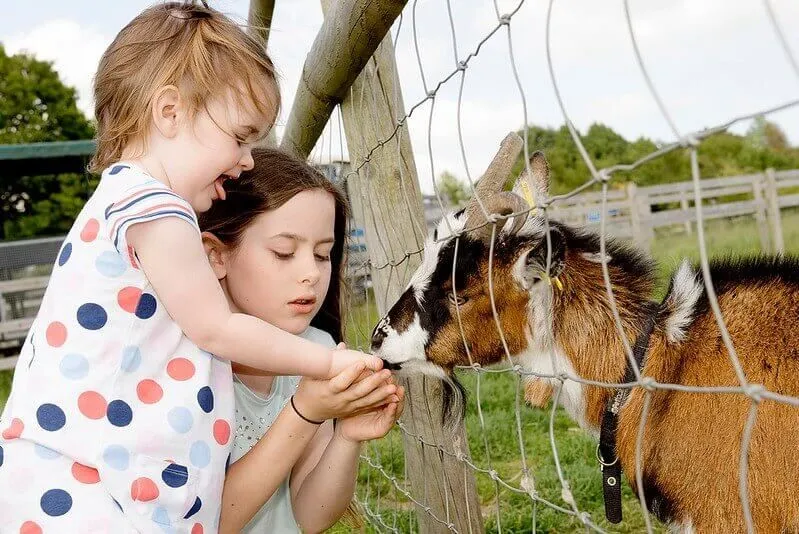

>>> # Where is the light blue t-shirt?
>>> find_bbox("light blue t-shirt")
[230,326,335,533]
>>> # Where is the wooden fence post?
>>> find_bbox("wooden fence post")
[764,168,785,254]
[752,175,772,253]
[321,3,484,532]
[627,183,653,250]
[679,189,692,235]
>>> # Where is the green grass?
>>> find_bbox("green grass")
[2,210,798,533]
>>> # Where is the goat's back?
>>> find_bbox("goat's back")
[617,256,799,533]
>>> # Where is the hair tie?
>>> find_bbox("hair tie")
[290,395,324,425]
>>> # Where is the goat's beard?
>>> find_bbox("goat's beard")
[385,359,467,430]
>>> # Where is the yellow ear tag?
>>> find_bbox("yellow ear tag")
[552,276,564,291]
[519,179,536,210]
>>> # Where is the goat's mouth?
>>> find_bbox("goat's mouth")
[380,358,466,428]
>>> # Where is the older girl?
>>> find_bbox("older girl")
[200,148,404,533]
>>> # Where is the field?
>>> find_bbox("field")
[2,210,798,533]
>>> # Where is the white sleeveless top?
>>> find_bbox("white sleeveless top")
[230,326,335,533]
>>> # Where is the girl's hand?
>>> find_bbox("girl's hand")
[293,362,399,423]
[335,385,405,443]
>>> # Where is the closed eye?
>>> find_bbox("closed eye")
[447,292,467,306]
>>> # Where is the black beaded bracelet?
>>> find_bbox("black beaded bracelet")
[290,395,324,425]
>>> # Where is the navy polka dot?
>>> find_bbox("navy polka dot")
[41,488,73,516]
[135,293,157,319]
[109,165,129,175]
[37,403,66,431]
[77,303,108,330]
[107,400,133,427]
[197,386,214,413]
[0,444,4,467]
[58,243,72,266]
[184,496,202,519]
[162,463,189,488]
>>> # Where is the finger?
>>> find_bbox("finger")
[352,383,398,410]
[347,370,393,400]
[329,361,367,393]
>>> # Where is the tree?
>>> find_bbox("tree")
[0,45,96,239]
[437,170,471,206]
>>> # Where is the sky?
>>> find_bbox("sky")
[2,0,799,194]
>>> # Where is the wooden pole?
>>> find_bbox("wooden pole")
[247,0,278,147]
[752,175,771,253]
[320,2,484,532]
[764,168,785,254]
[281,0,408,159]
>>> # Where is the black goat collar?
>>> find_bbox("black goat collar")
[598,306,658,524]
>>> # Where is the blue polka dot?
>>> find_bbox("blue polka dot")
[59,353,89,380]
[135,293,157,319]
[95,250,127,278]
[197,387,214,413]
[107,400,133,427]
[34,444,61,460]
[77,303,107,330]
[167,407,193,434]
[58,242,72,266]
[103,445,130,470]
[37,403,66,431]
[0,444,4,467]
[189,441,210,468]
[120,346,142,373]
[41,488,72,516]
[184,496,202,519]
[151,504,171,526]
[162,463,189,488]
[109,165,129,175]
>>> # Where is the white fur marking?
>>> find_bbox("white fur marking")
[408,212,466,303]
[665,261,702,343]
[374,313,429,364]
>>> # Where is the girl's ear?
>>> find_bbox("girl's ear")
[202,232,229,280]
[151,85,183,139]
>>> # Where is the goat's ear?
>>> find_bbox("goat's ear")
[520,227,566,288]
[513,151,550,209]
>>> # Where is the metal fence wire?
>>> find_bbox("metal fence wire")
[314,0,799,533]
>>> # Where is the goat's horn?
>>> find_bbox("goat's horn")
[464,132,524,228]
[471,191,529,242]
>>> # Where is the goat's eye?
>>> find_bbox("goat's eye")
[447,292,467,306]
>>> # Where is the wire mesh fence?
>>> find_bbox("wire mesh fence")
[316,0,799,532]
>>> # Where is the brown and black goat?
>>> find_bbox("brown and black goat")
[370,133,799,533]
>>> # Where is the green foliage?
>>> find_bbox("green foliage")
[0,44,96,239]
[507,122,799,195]
[437,170,471,206]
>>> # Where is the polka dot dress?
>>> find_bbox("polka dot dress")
[0,164,233,533]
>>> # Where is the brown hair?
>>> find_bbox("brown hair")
[198,148,350,343]
[90,1,280,173]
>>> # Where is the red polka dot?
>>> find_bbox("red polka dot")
[46,322,67,347]
[167,358,195,381]
[2,418,23,440]
[117,287,142,313]
[213,419,230,445]
[19,521,42,534]
[130,477,159,502]
[191,523,204,534]
[71,462,101,484]
[136,379,163,404]
[80,218,100,242]
[78,391,107,420]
